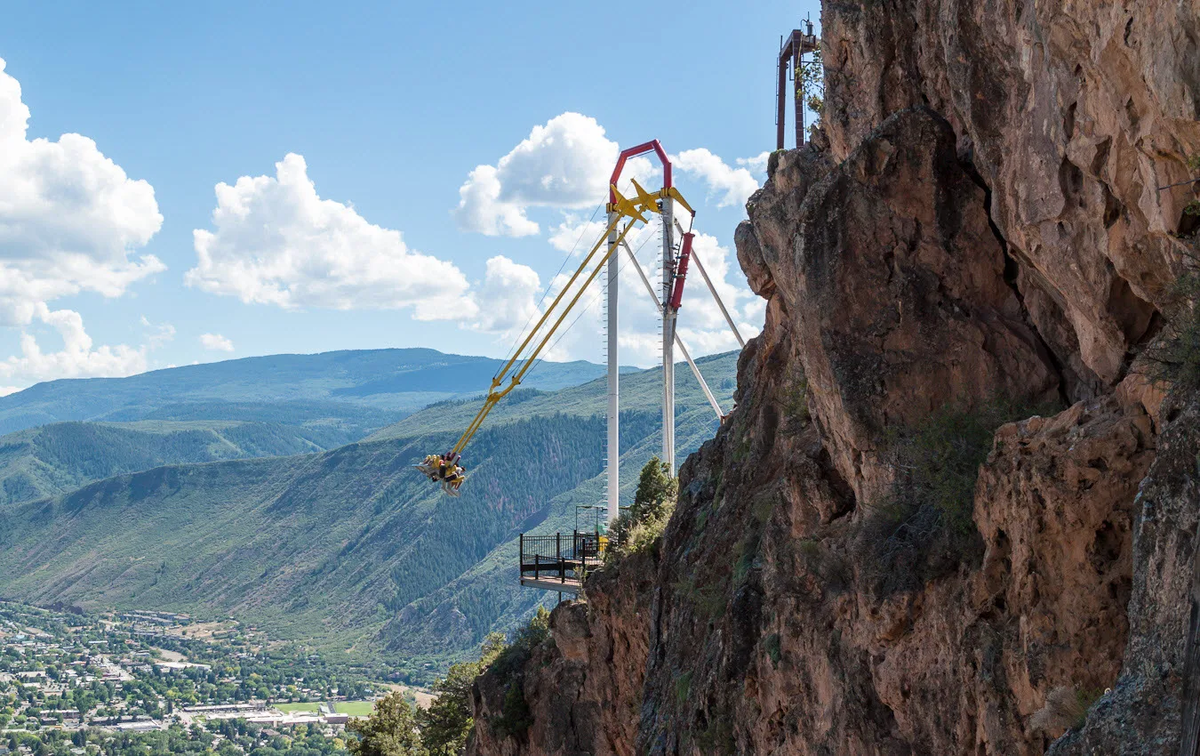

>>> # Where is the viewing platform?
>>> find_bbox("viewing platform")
[519,531,605,595]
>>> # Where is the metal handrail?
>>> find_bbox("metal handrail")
[519,531,604,584]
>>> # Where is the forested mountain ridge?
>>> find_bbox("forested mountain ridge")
[0,420,341,508]
[369,351,737,440]
[0,351,737,670]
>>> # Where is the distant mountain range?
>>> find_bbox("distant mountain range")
[0,348,738,671]
[0,348,623,437]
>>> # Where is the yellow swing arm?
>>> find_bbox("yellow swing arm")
[448,213,642,458]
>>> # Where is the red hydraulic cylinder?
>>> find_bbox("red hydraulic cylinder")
[668,233,695,310]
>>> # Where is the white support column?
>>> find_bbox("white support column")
[661,199,675,476]
[606,211,620,526]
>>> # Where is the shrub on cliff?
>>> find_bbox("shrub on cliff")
[427,612,550,748]
[857,398,1054,596]
[488,606,550,683]
[779,370,811,435]
[1143,249,1200,393]
[890,402,1019,534]
[1029,685,1103,738]
[418,633,504,756]
[607,457,677,561]
[484,607,550,741]
[797,40,824,141]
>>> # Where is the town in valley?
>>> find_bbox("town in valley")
[0,601,418,756]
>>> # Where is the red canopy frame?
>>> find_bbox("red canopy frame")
[608,140,672,203]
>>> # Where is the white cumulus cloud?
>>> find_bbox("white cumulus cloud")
[447,113,767,365]
[547,213,661,258]
[464,255,544,337]
[140,316,176,350]
[454,165,542,238]
[455,112,655,237]
[737,151,771,177]
[457,252,615,363]
[672,148,761,209]
[0,57,167,390]
[187,153,475,321]
[0,57,165,326]
[0,304,148,385]
[547,215,610,256]
[199,333,234,352]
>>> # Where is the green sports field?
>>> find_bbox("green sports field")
[335,701,375,717]
[275,702,321,713]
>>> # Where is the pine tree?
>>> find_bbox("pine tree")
[345,691,423,756]
[631,456,676,523]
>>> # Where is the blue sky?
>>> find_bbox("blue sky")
[0,0,820,392]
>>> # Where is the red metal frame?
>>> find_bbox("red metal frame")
[668,233,694,310]
[609,140,672,203]
[777,25,819,150]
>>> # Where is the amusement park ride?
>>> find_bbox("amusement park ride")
[414,142,744,593]
[417,20,820,595]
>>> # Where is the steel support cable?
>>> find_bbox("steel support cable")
[537,210,700,393]
[492,204,603,380]
[507,210,620,376]
[511,219,642,382]
[450,216,642,456]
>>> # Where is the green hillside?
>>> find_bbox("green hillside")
[0,352,737,666]
[0,420,342,508]
[0,348,613,436]
[0,415,612,649]
[369,351,738,440]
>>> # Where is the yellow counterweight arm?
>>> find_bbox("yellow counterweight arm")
[448,215,641,457]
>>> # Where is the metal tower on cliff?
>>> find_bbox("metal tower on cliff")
[777,20,820,150]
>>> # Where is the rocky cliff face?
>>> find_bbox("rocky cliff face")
[468,0,1200,753]
[467,555,657,756]
[822,0,1198,392]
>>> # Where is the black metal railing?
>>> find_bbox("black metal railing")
[519,531,604,584]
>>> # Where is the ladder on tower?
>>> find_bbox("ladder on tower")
[776,20,820,150]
